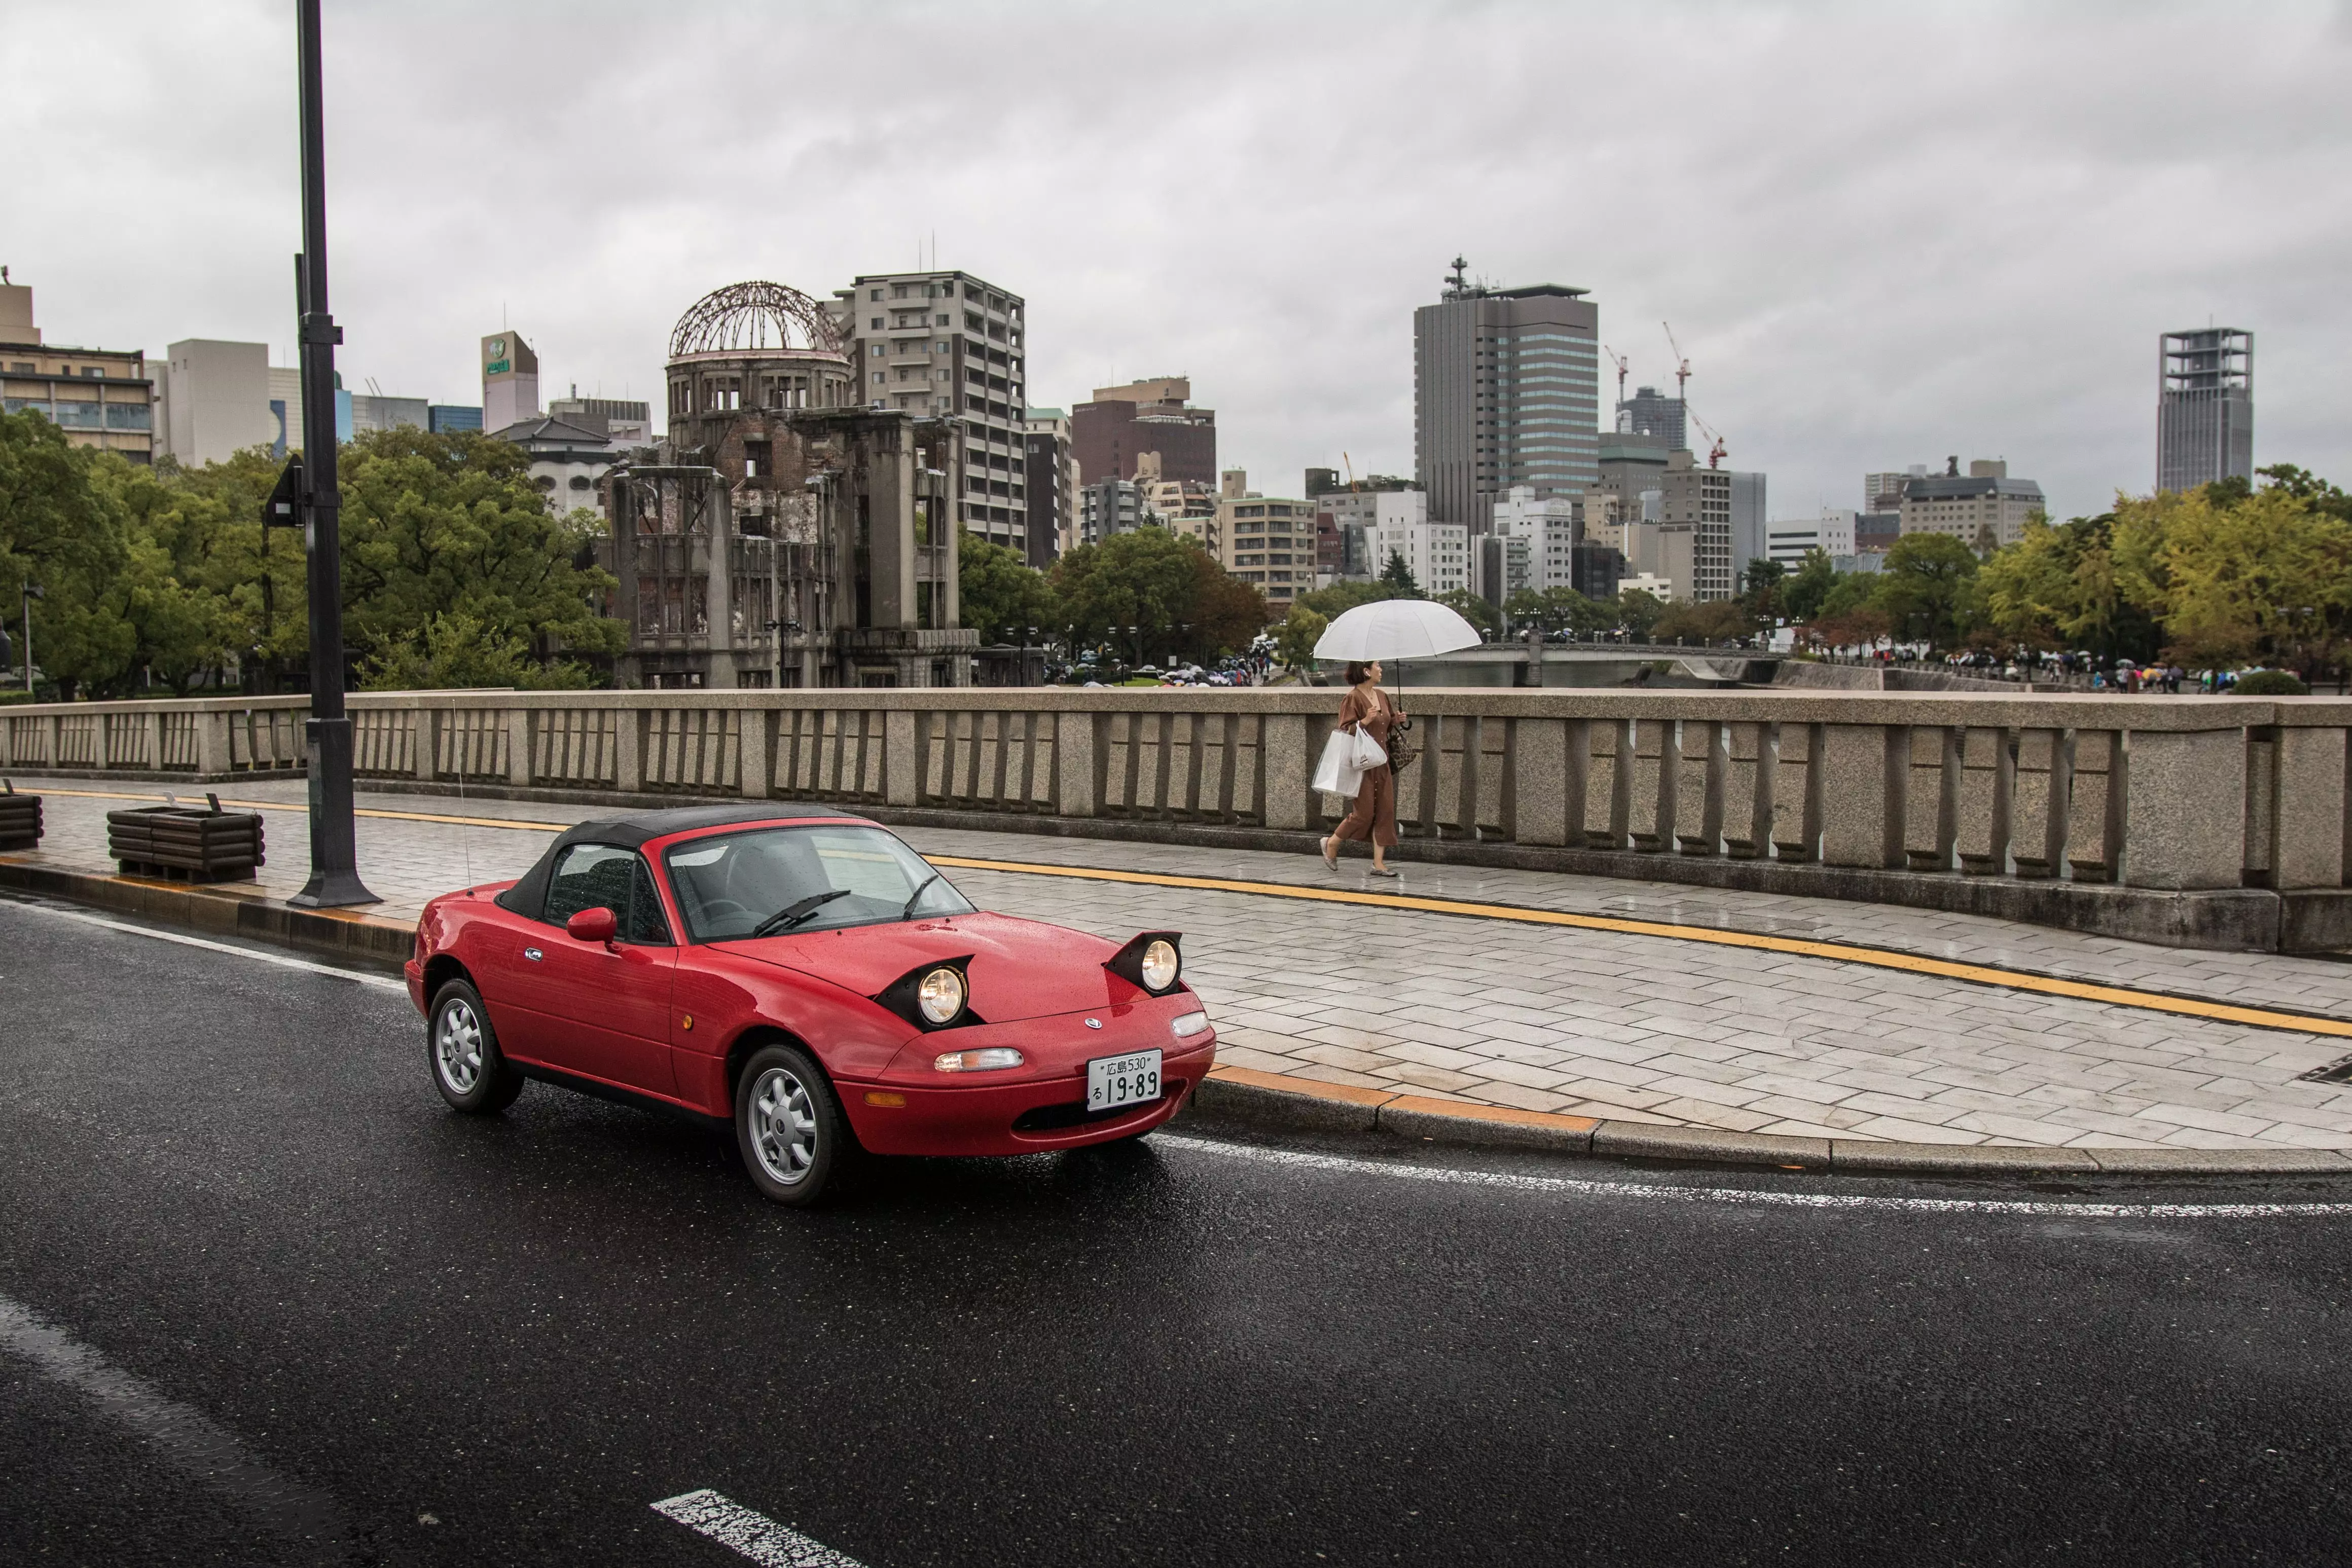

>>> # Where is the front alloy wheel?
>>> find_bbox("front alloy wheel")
[733,1043,853,1206]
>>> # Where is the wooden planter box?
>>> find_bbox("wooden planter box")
[0,784,39,851]
[106,799,265,882]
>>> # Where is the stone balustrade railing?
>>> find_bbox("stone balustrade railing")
[5,688,2346,952]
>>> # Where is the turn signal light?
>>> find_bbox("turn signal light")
[934,1047,1025,1073]
[863,1090,908,1108]
[1171,1010,1210,1039]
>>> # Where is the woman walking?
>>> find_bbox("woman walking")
[1320,660,1405,877]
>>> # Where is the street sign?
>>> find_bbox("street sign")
[264,456,305,529]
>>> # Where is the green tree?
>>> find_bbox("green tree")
[1654,599,1753,643]
[1779,549,1841,623]
[1614,587,1666,640]
[1275,604,1327,672]
[1379,549,1419,596]
[0,412,137,698]
[361,611,596,690]
[2115,483,2352,675]
[1440,587,1500,640]
[1975,512,2157,659]
[1739,557,1787,621]
[1294,577,1401,619]
[1874,532,1982,648]
[1180,548,1271,663]
[957,526,1058,643]
[1505,586,1607,637]
[337,427,624,677]
[1051,526,1214,666]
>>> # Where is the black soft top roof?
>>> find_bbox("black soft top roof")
[495,803,874,919]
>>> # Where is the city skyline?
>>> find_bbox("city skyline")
[6,1,2347,526]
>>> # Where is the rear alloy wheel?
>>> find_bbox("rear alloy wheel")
[429,978,525,1114]
[734,1043,853,1206]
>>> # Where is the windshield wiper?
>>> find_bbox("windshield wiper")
[748,888,852,938]
[898,871,942,923]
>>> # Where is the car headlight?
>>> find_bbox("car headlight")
[934,1047,1025,1072]
[1140,938,1179,992]
[1171,1010,1210,1039]
[917,965,966,1026]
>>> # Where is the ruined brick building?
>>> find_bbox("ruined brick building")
[600,281,976,688]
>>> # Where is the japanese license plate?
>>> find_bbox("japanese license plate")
[1087,1048,1163,1112]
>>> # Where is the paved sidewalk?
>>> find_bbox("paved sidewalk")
[11,773,2352,1153]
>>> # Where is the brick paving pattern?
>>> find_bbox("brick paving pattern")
[10,773,2352,1152]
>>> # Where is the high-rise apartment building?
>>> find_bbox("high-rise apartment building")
[1313,489,1426,588]
[832,270,1029,555]
[1080,477,1143,548]
[1023,408,1076,566]
[1657,450,1734,602]
[1371,516,1470,597]
[0,280,155,463]
[2157,328,2253,493]
[1489,485,1580,591]
[1898,458,2045,551]
[1414,260,1599,531]
[1864,467,1924,514]
[1070,377,1216,487]
[1615,384,1686,449]
[1214,469,1313,612]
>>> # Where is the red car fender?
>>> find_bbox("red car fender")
[670,947,920,1120]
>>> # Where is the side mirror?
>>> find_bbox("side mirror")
[566,906,618,944]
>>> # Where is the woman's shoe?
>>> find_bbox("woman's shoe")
[1320,837,1340,871]
[1369,865,1400,878]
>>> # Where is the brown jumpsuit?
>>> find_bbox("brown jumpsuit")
[1330,683,1404,848]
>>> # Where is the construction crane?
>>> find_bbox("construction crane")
[1602,344,1630,409]
[1661,321,1691,405]
[1686,404,1728,469]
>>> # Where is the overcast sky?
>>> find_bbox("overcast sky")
[8,1,2347,523]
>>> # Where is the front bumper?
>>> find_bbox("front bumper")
[843,1035,1218,1157]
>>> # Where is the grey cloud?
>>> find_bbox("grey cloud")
[4,0,2345,520]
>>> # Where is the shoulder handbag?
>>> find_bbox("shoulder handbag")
[1385,709,1419,772]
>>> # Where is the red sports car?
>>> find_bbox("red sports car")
[404,806,1216,1205]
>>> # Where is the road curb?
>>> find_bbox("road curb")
[12,854,2352,1180]
[1189,1065,2352,1178]
[0,857,413,969]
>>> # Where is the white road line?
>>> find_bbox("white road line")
[1156,1134,2352,1219]
[654,1489,867,1566]
[0,1291,348,1559]
[1,900,406,991]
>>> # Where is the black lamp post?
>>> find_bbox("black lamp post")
[286,0,376,907]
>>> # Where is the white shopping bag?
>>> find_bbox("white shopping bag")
[1311,728,1365,796]
[1348,724,1387,771]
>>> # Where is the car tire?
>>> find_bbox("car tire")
[734,1043,856,1207]
[428,978,526,1114]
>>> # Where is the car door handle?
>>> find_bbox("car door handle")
[523,947,543,962]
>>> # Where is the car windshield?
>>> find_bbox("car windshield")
[662,825,974,943]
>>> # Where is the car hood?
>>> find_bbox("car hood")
[715,911,1161,1022]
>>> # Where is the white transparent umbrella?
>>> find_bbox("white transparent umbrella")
[1312,598,1482,663]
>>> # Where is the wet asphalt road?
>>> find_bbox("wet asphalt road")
[8,898,2352,1565]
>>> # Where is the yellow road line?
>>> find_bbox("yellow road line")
[924,854,2352,1041]
[24,787,568,834]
